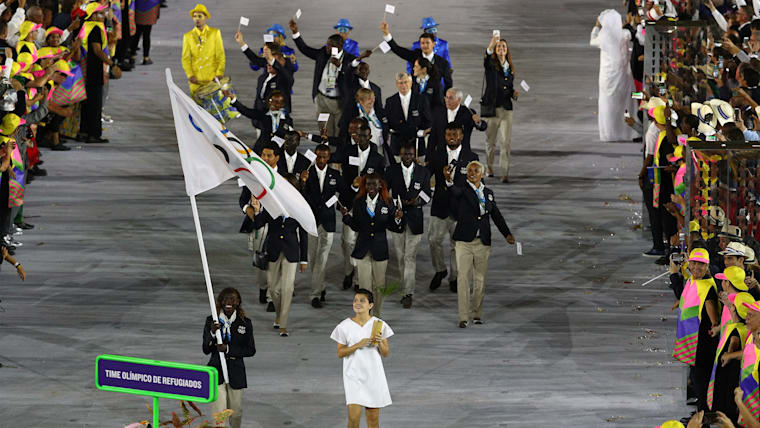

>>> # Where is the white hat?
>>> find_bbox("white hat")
[643,97,666,110]
[718,224,743,240]
[720,241,747,257]
[693,103,717,136]
[707,206,726,226]
[707,99,735,126]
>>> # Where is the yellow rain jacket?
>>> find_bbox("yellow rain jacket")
[181,25,225,95]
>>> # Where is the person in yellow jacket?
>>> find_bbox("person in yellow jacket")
[181,4,224,95]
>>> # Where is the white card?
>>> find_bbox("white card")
[385,4,395,13]
[418,190,430,203]
[520,80,530,92]
[463,94,472,108]
[493,30,500,37]
[348,156,361,166]
[304,149,317,163]
[516,242,523,256]
[317,113,330,122]
[331,47,339,57]
[325,195,338,207]
[237,178,246,187]
[263,34,274,43]
[295,9,302,19]
[239,16,250,26]
[272,135,285,146]
[378,40,391,53]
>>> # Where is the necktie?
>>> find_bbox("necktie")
[476,188,485,214]
[366,204,375,218]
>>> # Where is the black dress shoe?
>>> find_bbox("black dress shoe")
[311,297,322,308]
[15,222,33,230]
[343,271,354,290]
[31,166,47,175]
[473,318,483,325]
[51,144,71,151]
[142,58,153,65]
[449,279,458,293]
[266,301,275,312]
[320,290,326,302]
[86,136,109,144]
[429,270,447,291]
[401,294,412,309]
[458,321,468,328]
[259,289,268,304]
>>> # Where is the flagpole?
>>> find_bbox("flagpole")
[189,194,230,384]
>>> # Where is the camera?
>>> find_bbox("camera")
[671,252,685,265]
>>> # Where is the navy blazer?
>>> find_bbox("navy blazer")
[231,103,293,155]
[343,197,404,261]
[203,315,256,389]
[341,70,384,114]
[383,91,430,157]
[428,147,479,219]
[276,151,311,180]
[412,77,444,112]
[387,37,453,91]
[302,165,347,233]
[384,163,431,235]
[333,145,386,209]
[293,34,357,101]
[428,104,487,156]
[450,184,511,246]
[252,210,308,264]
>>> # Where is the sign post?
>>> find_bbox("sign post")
[95,354,218,427]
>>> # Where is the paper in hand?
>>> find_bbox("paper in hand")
[493,30,500,37]
[263,34,274,43]
[385,4,395,14]
[378,41,391,53]
[418,190,430,203]
[239,16,250,26]
[463,94,472,108]
[348,156,361,166]
[516,242,523,256]
[304,149,317,163]
[295,8,302,19]
[238,178,246,187]
[317,113,330,122]
[272,135,285,147]
[325,195,339,208]
[520,80,530,92]
[331,47,339,57]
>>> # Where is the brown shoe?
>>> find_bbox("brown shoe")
[487,167,494,177]
[501,176,509,183]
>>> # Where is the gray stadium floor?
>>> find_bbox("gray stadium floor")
[0,0,690,426]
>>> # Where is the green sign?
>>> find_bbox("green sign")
[96,354,218,426]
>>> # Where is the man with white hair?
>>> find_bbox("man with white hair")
[384,72,430,161]
[428,87,486,156]
[449,160,514,328]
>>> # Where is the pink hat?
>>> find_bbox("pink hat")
[689,248,710,264]
[743,300,760,313]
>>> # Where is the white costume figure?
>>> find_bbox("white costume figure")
[590,9,638,142]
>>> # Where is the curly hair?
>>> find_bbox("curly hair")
[354,172,391,205]
[216,287,245,320]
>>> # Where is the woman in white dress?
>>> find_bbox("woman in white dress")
[330,288,394,428]
[590,9,638,142]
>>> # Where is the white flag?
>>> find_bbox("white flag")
[385,4,395,13]
[166,69,318,236]
[239,16,250,26]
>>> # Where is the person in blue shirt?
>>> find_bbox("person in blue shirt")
[406,17,451,75]
[249,24,299,73]
[334,18,360,58]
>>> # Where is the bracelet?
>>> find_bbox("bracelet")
[13,262,20,268]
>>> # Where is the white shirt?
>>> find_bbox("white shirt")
[447,105,460,123]
[267,110,283,131]
[315,164,327,192]
[318,49,343,97]
[422,51,434,63]
[261,73,276,98]
[359,78,371,89]
[285,151,298,173]
[468,180,486,215]
[330,317,394,408]
[366,193,379,213]
[399,91,411,120]
[358,145,370,171]
[446,145,461,165]
[644,122,659,156]
[401,162,414,189]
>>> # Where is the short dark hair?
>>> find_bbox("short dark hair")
[315,143,330,153]
[723,126,746,142]
[264,42,281,55]
[683,114,699,131]
[445,122,464,133]
[327,34,344,48]
[269,90,284,100]
[262,141,281,156]
[284,130,300,145]
[400,140,416,153]
[419,33,436,44]
[415,57,435,78]
[744,67,760,86]
[355,288,374,306]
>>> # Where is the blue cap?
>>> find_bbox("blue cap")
[334,18,353,30]
[420,17,438,30]
[266,24,286,39]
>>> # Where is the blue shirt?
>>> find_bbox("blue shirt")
[249,44,299,72]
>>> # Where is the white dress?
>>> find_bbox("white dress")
[330,316,394,408]
[590,9,637,142]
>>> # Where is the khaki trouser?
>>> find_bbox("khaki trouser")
[485,108,514,177]
[342,225,357,276]
[354,255,388,318]
[251,224,269,292]
[428,216,457,276]
[211,383,244,428]
[455,239,491,322]
[315,93,343,137]
[309,225,335,298]
[267,253,298,329]
[392,229,423,296]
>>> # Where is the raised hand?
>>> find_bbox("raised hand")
[289,18,298,33]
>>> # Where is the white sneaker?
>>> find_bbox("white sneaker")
[7,236,22,247]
